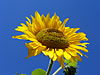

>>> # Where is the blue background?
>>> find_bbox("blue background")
[0,0,99,75]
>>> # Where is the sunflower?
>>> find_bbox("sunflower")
[12,11,89,68]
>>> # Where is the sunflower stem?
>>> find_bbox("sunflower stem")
[46,59,54,75]
[52,66,62,75]
[52,65,69,75]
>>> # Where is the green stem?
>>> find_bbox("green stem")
[46,59,54,75]
[52,66,62,75]
[52,65,69,75]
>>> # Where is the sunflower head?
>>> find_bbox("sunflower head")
[12,11,89,68]
[36,28,69,49]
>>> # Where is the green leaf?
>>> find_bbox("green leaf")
[65,59,78,67]
[31,68,46,75]
[20,74,27,75]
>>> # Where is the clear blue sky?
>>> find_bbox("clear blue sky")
[0,0,99,75]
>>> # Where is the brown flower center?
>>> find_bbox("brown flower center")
[36,28,69,49]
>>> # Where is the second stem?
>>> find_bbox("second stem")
[46,59,54,75]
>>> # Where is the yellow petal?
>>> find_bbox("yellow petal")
[62,27,70,33]
[26,46,40,58]
[74,55,82,61]
[69,32,88,41]
[25,42,39,49]
[30,15,35,24]
[26,21,32,29]
[65,28,80,36]
[67,47,83,56]
[26,49,36,58]
[64,51,71,60]
[15,26,27,32]
[12,34,29,40]
[12,34,36,42]
[48,49,54,59]
[26,21,36,34]
[58,25,65,32]
[15,25,36,39]
[62,18,69,26]
[69,57,76,62]
[57,56,64,68]
[20,23,27,28]
[48,13,60,28]
[26,47,43,58]
[52,53,57,61]
[70,44,88,52]
[26,17,31,23]
[35,11,45,29]
[41,14,45,21]
[34,46,46,56]
[56,49,63,56]
[25,42,46,57]
[42,48,49,56]
[67,50,77,56]
[76,43,90,48]
[44,13,50,27]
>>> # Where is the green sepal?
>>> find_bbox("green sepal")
[64,59,78,67]
[31,68,46,75]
